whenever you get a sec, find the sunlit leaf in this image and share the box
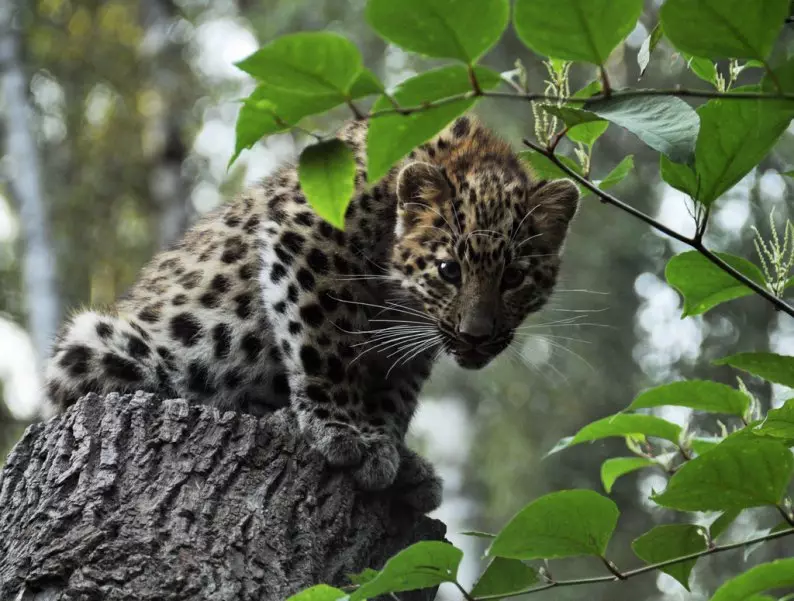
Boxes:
[556,414,683,454]
[350,542,462,601]
[367,65,501,182]
[298,140,356,230]
[600,457,655,493]
[286,584,347,601]
[627,380,750,417]
[660,0,788,60]
[236,32,362,95]
[632,524,707,590]
[710,559,794,601]
[366,0,509,62]
[513,0,643,65]
[489,490,619,559]
[665,251,766,317]
[471,558,538,598]
[714,352,794,388]
[597,155,633,190]
[683,53,718,86]
[638,24,663,78]
[755,399,794,439]
[652,435,794,511]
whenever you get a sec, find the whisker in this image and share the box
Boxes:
[329,295,437,322]
[553,288,610,295]
[403,202,460,237]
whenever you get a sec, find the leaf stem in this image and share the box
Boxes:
[474,526,794,600]
[599,556,626,580]
[521,138,794,319]
[777,504,794,527]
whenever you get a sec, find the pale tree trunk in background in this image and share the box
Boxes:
[0,1,59,362]
[140,0,193,249]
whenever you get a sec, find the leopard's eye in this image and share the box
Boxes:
[501,265,525,290]
[437,260,462,285]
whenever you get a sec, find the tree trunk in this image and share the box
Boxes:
[0,392,446,600]
[0,1,60,362]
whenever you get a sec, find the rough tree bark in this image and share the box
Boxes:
[0,392,446,600]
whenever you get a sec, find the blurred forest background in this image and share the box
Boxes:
[1,0,793,599]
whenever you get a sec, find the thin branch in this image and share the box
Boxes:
[777,504,794,527]
[521,139,794,319]
[474,527,794,600]
[365,88,794,120]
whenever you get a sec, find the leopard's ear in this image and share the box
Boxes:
[530,179,580,251]
[396,161,451,209]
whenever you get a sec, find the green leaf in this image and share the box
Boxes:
[638,24,664,78]
[286,584,347,601]
[347,568,379,586]
[632,524,708,590]
[660,154,699,198]
[519,151,585,195]
[583,95,699,164]
[367,65,501,183]
[349,68,384,98]
[683,53,719,86]
[537,105,609,147]
[756,399,794,439]
[460,530,496,539]
[627,380,750,417]
[710,559,794,601]
[710,509,741,540]
[366,0,509,62]
[714,352,794,388]
[470,558,538,598]
[690,436,722,455]
[236,32,362,96]
[597,155,633,190]
[572,79,603,99]
[660,0,788,60]
[665,251,766,317]
[689,89,794,205]
[601,457,656,493]
[513,0,643,65]
[561,413,683,451]
[489,490,619,559]
[350,542,462,601]
[298,140,356,230]
[568,121,609,146]
[652,435,794,511]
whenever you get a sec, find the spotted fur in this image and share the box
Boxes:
[45,115,579,511]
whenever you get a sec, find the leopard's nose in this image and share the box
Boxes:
[456,311,495,343]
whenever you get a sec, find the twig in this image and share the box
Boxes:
[474,526,794,600]
[521,139,794,319]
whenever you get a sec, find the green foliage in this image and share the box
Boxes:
[298,140,357,229]
[286,585,346,601]
[229,1,794,599]
[660,0,789,60]
[627,380,750,417]
[632,524,707,590]
[652,434,794,511]
[665,251,767,316]
[349,542,462,600]
[714,352,794,388]
[513,0,643,64]
[367,65,501,182]
[600,457,656,493]
[365,0,509,62]
[470,558,538,598]
[489,490,619,559]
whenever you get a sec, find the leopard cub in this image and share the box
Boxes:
[46,115,579,512]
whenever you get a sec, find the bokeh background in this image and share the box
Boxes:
[1,0,793,599]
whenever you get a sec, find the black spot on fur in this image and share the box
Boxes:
[179,270,202,289]
[272,373,290,396]
[296,268,315,291]
[225,214,241,228]
[326,356,345,383]
[60,345,92,376]
[274,301,286,314]
[319,292,338,312]
[239,263,255,280]
[221,236,247,263]
[172,294,187,306]
[96,322,113,339]
[306,385,330,404]
[200,291,220,308]
[212,323,231,358]
[244,215,261,234]
[127,335,150,359]
[241,333,263,362]
[452,117,470,138]
[288,321,302,334]
[306,248,329,274]
[287,284,299,303]
[281,231,304,254]
[294,212,314,227]
[187,362,214,394]
[138,304,161,323]
[224,369,243,389]
[211,274,230,293]
[300,345,322,375]
[235,293,253,319]
[299,304,324,327]
[102,353,143,382]
[270,263,287,283]
[170,313,203,346]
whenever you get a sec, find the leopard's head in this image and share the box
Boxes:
[389,117,579,369]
